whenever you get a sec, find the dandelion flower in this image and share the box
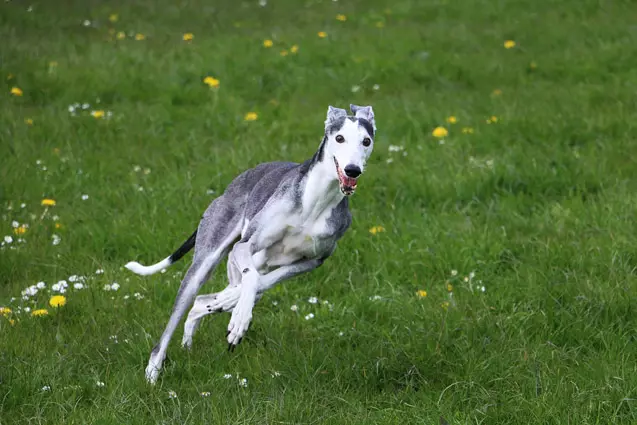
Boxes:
[135,33,145,41]
[10,87,23,96]
[49,295,66,308]
[91,110,105,119]
[41,199,56,206]
[13,225,27,235]
[55,223,62,229]
[25,118,33,125]
[441,301,450,310]
[280,50,289,56]
[317,31,327,38]
[203,76,220,88]
[446,116,457,124]
[263,39,273,48]
[0,307,12,316]
[461,127,474,134]
[183,33,194,41]
[290,45,299,54]
[504,40,516,49]
[109,14,118,23]
[31,309,49,317]
[369,225,385,235]
[336,14,347,21]
[492,89,502,96]
[529,61,538,69]
[486,115,498,124]
[447,283,453,292]
[416,290,427,298]
[244,112,258,121]
[116,31,126,40]
[432,127,448,138]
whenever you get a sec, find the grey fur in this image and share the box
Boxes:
[127,104,375,384]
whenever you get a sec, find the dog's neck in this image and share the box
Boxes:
[300,138,345,219]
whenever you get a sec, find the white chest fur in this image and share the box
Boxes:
[254,161,344,271]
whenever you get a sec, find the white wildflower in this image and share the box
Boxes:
[52,234,61,245]
[41,385,51,392]
[239,378,248,388]
[290,304,298,312]
[11,221,19,228]
[36,281,46,289]
[73,283,84,290]
[308,296,318,304]
[200,391,211,397]
[96,381,105,388]
[304,313,314,320]
[95,269,104,274]
[81,194,89,201]
[223,374,232,379]
[4,236,13,244]
[167,390,178,399]
[451,270,458,276]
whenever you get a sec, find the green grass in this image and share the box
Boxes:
[2,0,637,423]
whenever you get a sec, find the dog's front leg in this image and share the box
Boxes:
[226,242,260,349]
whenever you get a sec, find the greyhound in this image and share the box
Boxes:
[124,104,376,384]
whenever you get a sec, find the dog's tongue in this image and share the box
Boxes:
[343,176,357,187]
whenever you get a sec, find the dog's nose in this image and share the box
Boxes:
[344,165,362,178]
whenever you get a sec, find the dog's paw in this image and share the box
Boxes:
[145,361,161,385]
[226,298,253,347]
[208,287,241,312]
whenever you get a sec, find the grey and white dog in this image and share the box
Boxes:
[125,104,376,384]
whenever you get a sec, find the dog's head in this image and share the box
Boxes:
[323,104,376,196]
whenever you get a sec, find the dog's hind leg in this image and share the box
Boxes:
[181,257,242,349]
[145,197,242,384]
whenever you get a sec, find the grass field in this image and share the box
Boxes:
[2,0,637,423]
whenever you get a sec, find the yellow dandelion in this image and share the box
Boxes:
[461,127,474,134]
[263,39,273,48]
[109,13,118,23]
[9,319,15,326]
[13,225,27,235]
[441,301,450,310]
[375,21,385,28]
[492,88,502,96]
[31,309,49,317]
[0,307,12,316]
[135,33,145,41]
[10,87,23,96]
[317,31,327,38]
[49,295,67,308]
[447,283,453,292]
[91,110,105,119]
[485,115,498,124]
[290,44,299,54]
[203,76,220,88]
[280,50,289,57]
[336,14,347,21]
[369,225,385,235]
[183,33,194,41]
[41,199,56,206]
[416,290,427,298]
[504,40,516,49]
[25,118,33,125]
[116,31,126,40]
[432,126,448,138]
[529,61,538,69]
[244,112,258,121]
[55,222,62,229]
[446,116,457,124]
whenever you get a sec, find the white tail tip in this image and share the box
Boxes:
[125,257,171,276]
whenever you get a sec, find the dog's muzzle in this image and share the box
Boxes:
[334,157,358,196]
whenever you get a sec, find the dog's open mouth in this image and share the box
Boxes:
[334,157,357,196]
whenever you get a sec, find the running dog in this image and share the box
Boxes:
[125,104,376,383]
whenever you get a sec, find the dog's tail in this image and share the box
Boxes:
[125,230,197,276]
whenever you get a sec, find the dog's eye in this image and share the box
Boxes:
[362,137,371,147]
[335,135,345,143]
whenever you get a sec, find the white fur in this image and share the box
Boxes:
[325,118,373,176]
[125,257,171,276]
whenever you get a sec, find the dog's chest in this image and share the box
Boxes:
[264,210,336,267]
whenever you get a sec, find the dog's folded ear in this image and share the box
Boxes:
[325,106,348,129]
[350,104,377,132]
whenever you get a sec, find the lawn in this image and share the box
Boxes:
[2,0,637,423]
